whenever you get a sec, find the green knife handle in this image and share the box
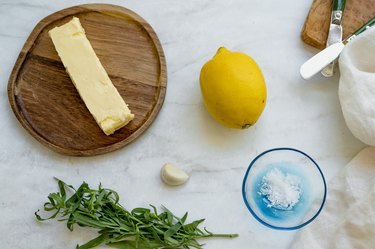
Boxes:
[353,17,375,36]
[333,0,346,11]
[345,17,375,43]
[331,0,345,25]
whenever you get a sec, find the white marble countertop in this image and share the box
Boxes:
[0,0,365,248]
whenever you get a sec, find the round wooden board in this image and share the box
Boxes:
[8,4,167,156]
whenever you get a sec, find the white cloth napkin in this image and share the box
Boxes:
[338,26,375,146]
[291,147,375,249]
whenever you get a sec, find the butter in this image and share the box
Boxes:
[49,17,134,135]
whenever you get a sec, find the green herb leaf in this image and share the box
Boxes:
[35,179,238,249]
[77,234,109,249]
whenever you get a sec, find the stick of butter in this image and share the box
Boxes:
[49,17,134,135]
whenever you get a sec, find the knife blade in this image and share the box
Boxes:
[301,43,344,80]
[300,17,375,80]
[321,0,346,77]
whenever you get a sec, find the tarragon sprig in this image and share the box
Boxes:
[35,178,238,249]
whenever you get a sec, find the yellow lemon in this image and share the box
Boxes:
[200,47,266,129]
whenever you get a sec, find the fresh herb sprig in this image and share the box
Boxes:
[35,178,238,249]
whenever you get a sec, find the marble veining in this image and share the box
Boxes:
[0,0,365,248]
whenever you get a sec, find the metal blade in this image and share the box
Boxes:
[326,23,343,46]
[321,62,335,77]
[300,42,345,80]
[321,12,343,77]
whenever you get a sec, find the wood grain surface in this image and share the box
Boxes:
[8,4,167,156]
[302,0,375,49]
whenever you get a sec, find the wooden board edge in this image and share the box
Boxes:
[300,0,329,50]
[7,4,167,156]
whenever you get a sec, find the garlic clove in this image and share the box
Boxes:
[161,163,189,186]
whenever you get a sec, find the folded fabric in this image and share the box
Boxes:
[338,26,375,146]
[291,147,375,249]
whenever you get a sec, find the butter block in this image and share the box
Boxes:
[49,17,134,135]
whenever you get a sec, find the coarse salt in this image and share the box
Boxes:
[258,168,301,210]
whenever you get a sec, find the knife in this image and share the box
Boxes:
[300,17,375,80]
[321,0,346,77]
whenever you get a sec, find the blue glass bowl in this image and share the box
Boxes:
[242,148,327,230]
